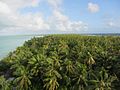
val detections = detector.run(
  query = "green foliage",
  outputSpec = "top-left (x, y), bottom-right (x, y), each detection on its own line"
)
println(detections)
top-left (0, 34), bottom-right (120, 90)
top-left (0, 75), bottom-right (11, 90)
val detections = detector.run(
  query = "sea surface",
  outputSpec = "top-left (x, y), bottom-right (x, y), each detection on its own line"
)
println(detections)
top-left (0, 35), bottom-right (42, 60)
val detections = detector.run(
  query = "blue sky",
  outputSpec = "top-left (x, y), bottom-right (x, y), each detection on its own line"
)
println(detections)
top-left (0, 0), bottom-right (120, 35)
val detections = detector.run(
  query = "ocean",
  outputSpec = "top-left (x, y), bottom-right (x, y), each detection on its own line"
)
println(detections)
top-left (0, 35), bottom-right (41, 60)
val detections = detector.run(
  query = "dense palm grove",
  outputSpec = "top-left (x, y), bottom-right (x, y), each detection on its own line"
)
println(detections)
top-left (0, 34), bottom-right (120, 90)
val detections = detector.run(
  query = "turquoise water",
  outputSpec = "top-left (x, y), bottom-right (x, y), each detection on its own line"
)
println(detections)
top-left (0, 35), bottom-right (37, 60)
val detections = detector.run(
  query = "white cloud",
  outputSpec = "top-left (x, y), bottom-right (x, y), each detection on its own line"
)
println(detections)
top-left (0, 0), bottom-right (49, 31)
top-left (47, 0), bottom-right (88, 32)
top-left (0, 13), bottom-right (50, 32)
top-left (47, 0), bottom-right (62, 10)
top-left (0, 0), bottom-right (88, 35)
top-left (31, 0), bottom-right (41, 7)
top-left (107, 21), bottom-right (115, 27)
top-left (1, 0), bottom-right (41, 11)
top-left (0, 1), bottom-right (11, 14)
top-left (13, 13), bottom-right (50, 30)
top-left (49, 10), bottom-right (88, 31)
top-left (0, 1), bottom-right (15, 30)
top-left (88, 2), bottom-right (99, 13)
top-left (106, 20), bottom-right (120, 28)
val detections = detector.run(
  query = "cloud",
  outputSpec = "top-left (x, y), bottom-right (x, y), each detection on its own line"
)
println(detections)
top-left (0, 0), bottom-right (88, 35)
top-left (105, 19), bottom-right (120, 28)
top-left (88, 2), bottom-right (99, 13)
top-left (47, 0), bottom-right (87, 32)
top-left (0, 1), bottom-right (11, 14)
top-left (49, 10), bottom-right (88, 31)
top-left (47, 0), bottom-right (62, 10)
top-left (0, 1), bottom-right (15, 30)
top-left (31, 0), bottom-right (41, 7)
top-left (1, 0), bottom-right (41, 11)
top-left (0, 0), bottom-right (49, 30)
top-left (107, 21), bottom-right (115, 27)
top-left (13, 13), bottom-right (50, 30)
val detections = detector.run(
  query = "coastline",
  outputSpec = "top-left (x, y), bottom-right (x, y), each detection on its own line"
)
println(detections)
top-left (0, 34), bottom-right (119, 60)
top-left (0, 35), bottom-right (44, 60)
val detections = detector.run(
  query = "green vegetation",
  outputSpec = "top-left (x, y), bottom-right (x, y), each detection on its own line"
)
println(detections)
top-left (0, 34), bottom-right (120, 90)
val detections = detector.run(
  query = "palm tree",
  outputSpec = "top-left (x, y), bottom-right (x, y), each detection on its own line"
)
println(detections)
top-left (72, 62), bottom-right (88, 90)
top-left (12, 64), bottom-right (31, 90)
top-left (44, 76), bottom-right (59, 90)
top-left (88, 67), bottom-right (117, 90)
top-left (0, 75), bottom-right (11, 90)
top-left (64, 59), bottom-right (75, 75)
top-left (43, 68), bottom-right (62, 90)
top-left (86, 52), bottom-right (95, 66)
top-left (43, 54), bottom-right (62, 90)
top-left (49, 52), bottom-right (62, 69)
top-left (28, 54), bottom-right (46, 76)
top-left (13, 73), bottom-right (31, 90)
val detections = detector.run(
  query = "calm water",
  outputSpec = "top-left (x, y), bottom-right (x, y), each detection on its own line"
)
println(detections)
top-left (0, 35), bottom-right (40, 60)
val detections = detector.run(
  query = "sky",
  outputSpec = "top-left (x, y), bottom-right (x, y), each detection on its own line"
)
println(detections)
top-left (0, 0), bottom-right (120, 35)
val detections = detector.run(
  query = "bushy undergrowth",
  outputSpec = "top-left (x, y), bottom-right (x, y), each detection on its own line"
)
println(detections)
top-left (0, 34), bottom-right (120, 90)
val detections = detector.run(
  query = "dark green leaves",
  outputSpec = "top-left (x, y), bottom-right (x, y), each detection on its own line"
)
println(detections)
top-left (0, 34), bottom-right (120, 90)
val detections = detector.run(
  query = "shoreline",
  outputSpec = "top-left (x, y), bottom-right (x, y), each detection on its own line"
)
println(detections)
top-left (0, 34), bottom-right (120, 60)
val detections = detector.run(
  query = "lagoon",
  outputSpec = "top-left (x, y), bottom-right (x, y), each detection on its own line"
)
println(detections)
top-left (0, 35), bottom-right (39, 60)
